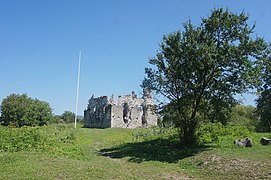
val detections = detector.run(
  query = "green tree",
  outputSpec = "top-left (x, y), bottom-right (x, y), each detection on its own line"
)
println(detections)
top-left (51, 114), bottom-right (64, 124)
top-left (256, 90), bottom-right (271, 132)
top-left (61, 111), bottom-right (75, 124)
top-left (256, 55), bottom-right (271, 132)
top-left (230, 104), bottom-right (259, 130)
top-left (158, 103), bottom-right (178, 128)
top-left (144, 8), bottom-right (269, 145)
top-left (1, 93), bottom-right (52, 127)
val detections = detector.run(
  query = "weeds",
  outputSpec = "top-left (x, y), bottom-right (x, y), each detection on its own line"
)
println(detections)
top-left (0, 125), bottom-right (270, 179)
top-left (131, 126), bottom-right (178, 142)
top-left (0, 124), bottom-right (83, 159)
top-left (196, 123), bottom-right (252, 145)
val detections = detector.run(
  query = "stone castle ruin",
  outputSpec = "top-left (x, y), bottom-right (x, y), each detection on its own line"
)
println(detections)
top-left (84, 89), bottom-right (157, 128)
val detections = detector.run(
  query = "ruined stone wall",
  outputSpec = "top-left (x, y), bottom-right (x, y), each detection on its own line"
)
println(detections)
top-left (84, 96), bottom-right (111, 128)
top-left (84, 90), bottom-right (157, 128)
top-left (142, 89), bottom-right (157, 127)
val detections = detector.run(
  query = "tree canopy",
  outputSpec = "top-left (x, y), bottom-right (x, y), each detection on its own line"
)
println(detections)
top-left (61, 111), bottom-right (76, 124)
top-left (144, 8), bottom-right (269, 144)
top-left (0, 93), bottom-right (53, 127)
top-left (256, 54), bottom-right (271, 132)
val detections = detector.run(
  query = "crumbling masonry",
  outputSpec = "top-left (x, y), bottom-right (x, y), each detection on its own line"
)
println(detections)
top-left (84, 89), bottom-right (157, 128)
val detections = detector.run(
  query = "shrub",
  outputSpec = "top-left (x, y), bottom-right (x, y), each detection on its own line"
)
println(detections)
top-left (132, 126), bottom-right (178, 142)
top-left (61, 111), bottom-right (75, 124)
top-left (196, 123), bottom-right (223, 144)
top-left (229, 105), bottom-right (259, 131)
top-left (0, 126), bottom-right (43, 151)
top-left (0, 124), bottom-right (83, 158)
top-left (196, 123), bottom-right (252, 145)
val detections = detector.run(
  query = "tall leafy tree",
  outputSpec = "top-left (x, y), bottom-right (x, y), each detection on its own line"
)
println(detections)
top-left (144, 8), bottom-right (269, 144)
top-left (256, 90), bottom-right (271, 132)
top-left (256, 55), bottom-right (271, 132)
top-left (61, 111), bottom-right (76, 124)
top-left (0, 93), bottom-right (52, 127)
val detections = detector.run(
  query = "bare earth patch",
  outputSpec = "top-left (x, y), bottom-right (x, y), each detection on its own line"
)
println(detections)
top-left (198, 155), bottom-right (271, 179)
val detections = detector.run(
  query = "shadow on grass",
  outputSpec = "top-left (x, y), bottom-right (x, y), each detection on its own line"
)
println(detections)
top-left (99, 138), bottom-right (209, 163)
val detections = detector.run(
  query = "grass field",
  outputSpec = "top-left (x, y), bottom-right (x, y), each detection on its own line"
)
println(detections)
top-left (0, 124), bottom-right (270, 179)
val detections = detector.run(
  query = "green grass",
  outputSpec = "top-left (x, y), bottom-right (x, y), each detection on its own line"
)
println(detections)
top-left (0, 124), bottom-right (270, 179)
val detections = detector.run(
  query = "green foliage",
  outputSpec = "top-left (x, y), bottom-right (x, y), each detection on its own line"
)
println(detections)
top-left (132, 124), bottom-right (252, 147)
top-left (158, 103), bottom-right (179, 128)
top-left (219, 125), bottom-right (251, 138)
top-left (50, 115), bottom-right (64, 124)
top-left (229, 104), bottom-right (259, 130)
top-left (196, 123), bottom-right (223, 144)
top-left (0, 126), bottom-right (270, 179)
top-left (0, 126), bottom-right (42, 151)
top-left (144, 8), bottom-right (269, 145)
top-left (255, 37), bottom-right (271, 132)
top-left (132, 126), bottom-right (178, 142)
top-left (196, 123), bottom-right (251, 145)
top-left (0, 124), bottom-right (83, 158)
top-left (61, 111), bottom-right (75, 124)
top-left (256, 89), bottom-right (271, 132)
top-left (0, 93), bottom-right (52, 127)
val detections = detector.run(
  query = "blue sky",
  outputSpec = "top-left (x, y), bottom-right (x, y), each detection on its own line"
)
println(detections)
top-left (1, 0), bottom-right (271, 115)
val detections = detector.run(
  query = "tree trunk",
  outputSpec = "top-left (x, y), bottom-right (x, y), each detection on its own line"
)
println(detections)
top-left (177, 106), bottom-right (198, 145)
top-left (180, 122), bottom-right (197, 145)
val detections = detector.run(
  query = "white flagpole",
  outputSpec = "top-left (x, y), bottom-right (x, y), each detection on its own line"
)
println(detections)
top-left (75, 50), bottom-right (81, 128)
